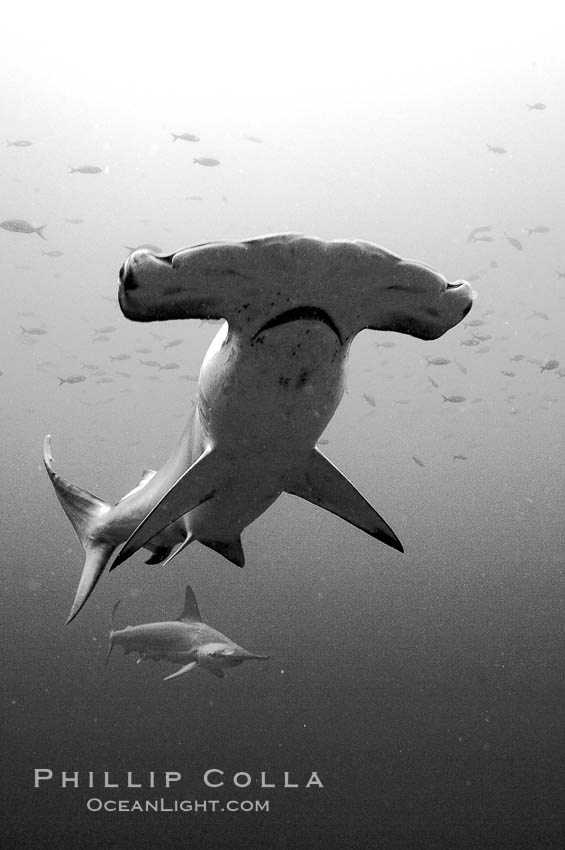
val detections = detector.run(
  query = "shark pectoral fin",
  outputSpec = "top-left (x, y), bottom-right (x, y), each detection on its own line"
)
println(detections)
top-left (110, 448), bottom-right (220, 572)
top-left (286, 448), bottom-right (404, 553)
top-left (163, 662), bottom-right (198, 681)
top-left (208, 668), bottom-right (225, 679)
top-left (199, 536), bottom-right (245, 567)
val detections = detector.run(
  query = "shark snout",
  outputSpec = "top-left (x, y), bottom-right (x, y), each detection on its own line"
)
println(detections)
top-left (119, 260), bottom-right (137, 292)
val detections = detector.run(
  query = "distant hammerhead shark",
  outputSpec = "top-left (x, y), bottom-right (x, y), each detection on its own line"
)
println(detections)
top-left (106, 584), bottom-right (269, 680)
top-left (44, 233), bottom-right (474, 623)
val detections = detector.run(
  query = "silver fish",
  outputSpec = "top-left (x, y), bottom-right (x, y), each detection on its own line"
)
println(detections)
top-left (1, 219), bottom-right (46, 239)
top-left (69, 165), bottom-right (103, 174)
top-left (171, 133), bottom-right (199, 142)
top-left (193, 157), bottom-right (221, 167)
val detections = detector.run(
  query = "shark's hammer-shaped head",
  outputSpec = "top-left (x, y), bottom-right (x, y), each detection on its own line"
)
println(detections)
top-left (197, 642), bottom-right (270, 676)
top-left (118, 234), bottom-right (474, 344)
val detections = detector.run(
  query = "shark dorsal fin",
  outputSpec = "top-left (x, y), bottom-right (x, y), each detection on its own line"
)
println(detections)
top-left (177, 584), bottom-right (202, 623)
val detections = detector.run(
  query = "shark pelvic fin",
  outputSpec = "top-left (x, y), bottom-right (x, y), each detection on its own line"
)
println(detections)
top-left (199, 536), bottom-right (245, 567)
top-left (110, 447), bottom-right (219, 572)
top-left (163, 661), bottom-right (198, 681)
top-left (43, 436), bottom-right (117, 623)
top-left (160, 534), bottom-right (194, 568)
top-left (286, 448), bottom-right (404, 553)
top-left (177, 584), bottom-right (202, 623)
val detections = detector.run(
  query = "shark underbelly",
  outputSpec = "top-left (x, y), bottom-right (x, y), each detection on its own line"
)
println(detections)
top-left (182, 320), bottom-right (349, 539)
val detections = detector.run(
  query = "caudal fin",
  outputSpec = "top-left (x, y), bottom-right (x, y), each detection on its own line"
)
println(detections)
top-left (43, 435), bottom-right (116, 623)
top-left (35, 225), bottom-right (47, 240)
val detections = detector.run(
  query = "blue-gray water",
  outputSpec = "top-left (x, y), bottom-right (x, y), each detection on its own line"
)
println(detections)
top-left (1, 7), bottom-right (563, 849)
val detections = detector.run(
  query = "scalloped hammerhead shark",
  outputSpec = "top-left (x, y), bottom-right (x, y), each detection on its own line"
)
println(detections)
top-left (106, 584), bottom-right (269, 681)
top-left (44, 233), bottom-right (474, 623)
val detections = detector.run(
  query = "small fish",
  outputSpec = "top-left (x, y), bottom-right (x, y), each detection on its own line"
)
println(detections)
top-left (82, 363), bottom-right (99, 370)
top-left (471, 235), bottom-right (494, 243)
top-left (58, 375), bottom-right (87, 385)
top-left (193, 157), bottom-right (221, 167)
top-left (454, 361), bottom-right (467, 375)
top-left (318, 438), bottom-right (329, 446)
top-left (185, 195), bottom-right (204, 201)
top-left (525, 225), bottom-right (550, 235)
top-left (463, 319), bottom-right (485, 328)
top-left (92, 335), bottom-right (110, 343)
top-left (159, 362), bottom-right (180, 371)
top-left (7, 139), bottom-right (33, 147)
top-left (97, 377), bottom-right (114, 384)
top-left (412, 455), bottom-right (425, 468)
top-left (487, 145), bottom-right (507, 154)
top-left (136, 347), bottom-right (152, 354)
top-left (504, 233), bottom-right (523, 251)
top-left (243, 134), bottom-right (263, 143)
top-left (1, 219), bottom-right (46, 239)
top-left (65, 218), bottom-right (85, 224)
top-left (69, 165), bottom-right (103, 174)
top-left (425, 357), bottom-right (451, 366)
top-left (179, 374), bottom-right (199, 382)
top-left (93, 326), bottom-right (117, 334)
top-left (452, 454), bottom-right (467, 461)
top-left (472, 333), bottom-right (491, 342)
top-left (467, 225), bottom-right (493, 243)
top-left (527, 311), bottom-right (549, 321)
top-left (510, 354), bottom-right (525, 362)
top-left (526, 102), bottom-right (546, 111)
top-left (441, 394), bottom-right (466, 403)
top-left (170, 132), bottom-right (200, 142)
top-left (362, 392), bottom-right (376, 407)
top-left (375, 341), bottom-right (396, 349)
top-left (163, 339), bottom-right (183, 350)
top-left (139, 359), bottom-right (161, 367)
top-left (427, 376), bottom-right (439, 388)
top-left (20, 326), bottom-right (47, 335)
top-left (110, 353), bottom-right (131, 362)
top-left (124, 243), bottom-right (163, 254)
top-left (540, 359), bottom-right (559, 373)
top-left (41, 249), bottom-right (64, 257)
top-left (144, 375), bottom-right (160, 382)
top-left (501, 370), bottom-right (515, 377)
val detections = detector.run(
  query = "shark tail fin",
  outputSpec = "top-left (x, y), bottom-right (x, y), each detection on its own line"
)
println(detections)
top-left (105, 601), bottom-right (121, 668)
top-left (285, 448), bottom-right (404, 553)
top-left (43, 435), bottom-right (116, 623)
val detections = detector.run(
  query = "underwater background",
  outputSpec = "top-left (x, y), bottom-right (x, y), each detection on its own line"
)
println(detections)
top-left (1, 3), bottom-right (563, 848)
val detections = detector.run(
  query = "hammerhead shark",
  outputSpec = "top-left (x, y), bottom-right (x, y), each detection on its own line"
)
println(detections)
top-left (44, 233), bottom-right (474, 622)
top-left (106, 584), bottom-right (269, 680)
